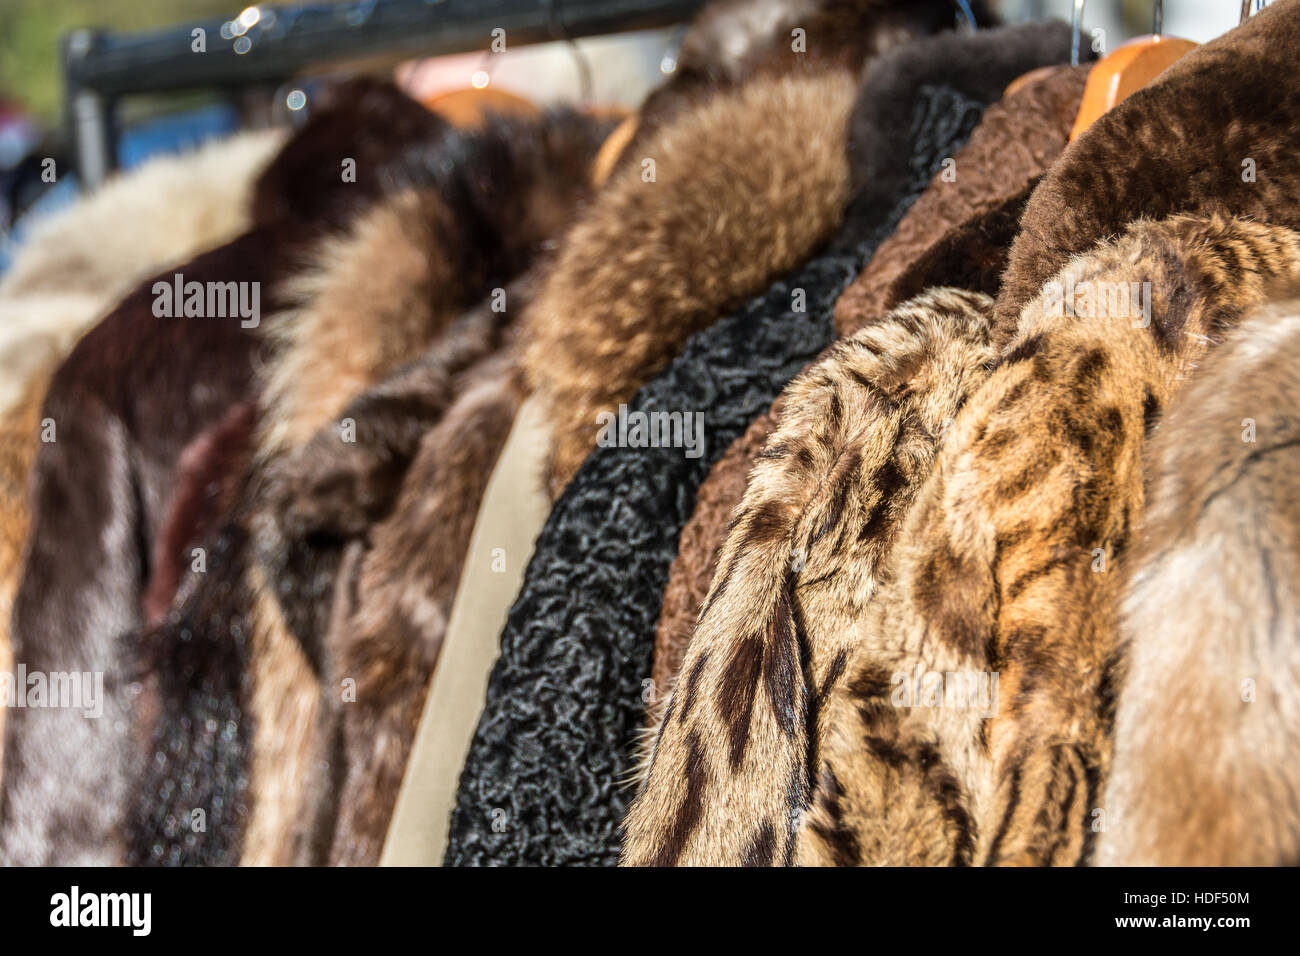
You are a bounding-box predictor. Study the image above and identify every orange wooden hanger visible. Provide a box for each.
[1068,0,1198,141]
[421,86,540,128]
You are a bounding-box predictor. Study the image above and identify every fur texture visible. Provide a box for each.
[623,288,999,865]
[627,215,1300,866]
[524,70,857,498]
[651,64,1086,705]
[616,0,996,179]
[833,63,1086,335]
[0,129,283,414]
[262,277,532,865]
[796,216,1300,868]
[1,80,451,866]
[0,365,56,784]
[994,0,1300,342]
[141,402,258,626]
[130,111,610,867]
[1097,299,1300,865]
[322,352,524,866]
[446,22,1073,867]
[651,408,783,706]
[2,227,301,866]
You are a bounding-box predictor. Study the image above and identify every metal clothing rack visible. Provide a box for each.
[61,0,706,188]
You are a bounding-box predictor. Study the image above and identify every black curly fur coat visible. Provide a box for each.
[444,21,1076,866]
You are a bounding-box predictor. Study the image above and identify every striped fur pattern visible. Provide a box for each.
[622,287,999,865]
[1097,299,1300,865]
[798,215,1300,867]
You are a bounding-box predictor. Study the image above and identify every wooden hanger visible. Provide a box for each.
[1068,0,1198,141]
[421,87,540,128]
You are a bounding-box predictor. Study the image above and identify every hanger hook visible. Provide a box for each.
[1070,0,1085,66]
[544,0,593,104]
[954,0,976,32]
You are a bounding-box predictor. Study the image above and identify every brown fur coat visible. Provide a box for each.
[1096,297,1300,866]
[994,0,1300,341]
[129,110,611,867]
[1,80,452,866]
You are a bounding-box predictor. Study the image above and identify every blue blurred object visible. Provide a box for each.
[115,102,240,170]
[0,101,241,277]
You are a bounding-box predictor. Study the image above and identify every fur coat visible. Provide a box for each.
[994,0,1300,341]
[444,21,1076,867]
[631,0,1300,868]
[0,80,452,865]
[125,110,612,867]
[1096,297,1300,865]
[624,215,1300,866]
[652,64,1088,702]
[0,130,284,415]
[0,131,288,789]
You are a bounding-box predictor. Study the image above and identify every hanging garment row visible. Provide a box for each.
[0,0,1297,867]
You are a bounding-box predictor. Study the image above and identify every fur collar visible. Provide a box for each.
[527,19,1076,500]
[847,20,1074,211]
[618,0,997,179]
[523,69,859,498]
[995,0,1300,340]
[257,108,611,463]
[835,63,1086,334]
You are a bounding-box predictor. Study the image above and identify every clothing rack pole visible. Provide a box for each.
[61,0,706,188]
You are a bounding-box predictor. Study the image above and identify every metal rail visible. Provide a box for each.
[61,0,705,186]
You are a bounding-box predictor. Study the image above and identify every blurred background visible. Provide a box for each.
[0,0,1265,267]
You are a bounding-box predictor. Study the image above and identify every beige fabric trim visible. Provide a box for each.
[379,393,551,865]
